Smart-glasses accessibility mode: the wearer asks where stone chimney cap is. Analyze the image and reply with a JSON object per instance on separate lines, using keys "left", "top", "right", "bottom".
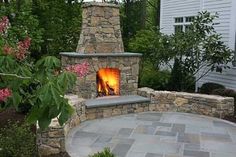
{"left": 82, "top": 2, "right": 120, "bottom": 8}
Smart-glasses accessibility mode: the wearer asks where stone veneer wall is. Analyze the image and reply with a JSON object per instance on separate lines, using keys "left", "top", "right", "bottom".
{"left": 61, "top": 54, "right": 141, "bottom": 99}
{"left": 37, "top": 88, "right": 234, "bottom": 156}
{"left": 37, "top": 95, "right": 86, "bottom": 157}
{"left": 86, "top": 102, "right": 150, "bottom": 120}
{"left": 76, "top": 2, "right": 124, "bottom": 53}
{"left": 138, "top": 87, "right": 234, "bottom": 118}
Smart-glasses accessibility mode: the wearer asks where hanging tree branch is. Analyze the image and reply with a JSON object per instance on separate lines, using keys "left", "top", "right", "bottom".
{"left": 0, "top": 73, "right": 31, "bottom": 79}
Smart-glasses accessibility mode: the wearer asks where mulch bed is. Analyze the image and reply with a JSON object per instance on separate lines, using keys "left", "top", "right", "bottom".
{"left": 0, "top": 108, "right": 36, "bottom": 133}
{"left": 0, "top": 108, "right": 26, "bottom": 127}
{"left": 224, "top": 115, "right": 236, "bottom": 124}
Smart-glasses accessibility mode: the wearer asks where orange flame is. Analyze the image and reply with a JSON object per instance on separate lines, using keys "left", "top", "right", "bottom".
{"left": 97, "top": 68, "right": 120, "bottom": 97}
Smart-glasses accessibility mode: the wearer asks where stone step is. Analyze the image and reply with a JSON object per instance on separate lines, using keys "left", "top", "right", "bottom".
{"left": 85, "top": 95, "right": 150, "bottom": 109}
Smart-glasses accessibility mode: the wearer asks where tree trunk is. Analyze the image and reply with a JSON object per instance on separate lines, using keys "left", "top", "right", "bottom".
{"left": 155, "top": 0, "right": 160, "bottom": 26}
{"left": 16, "top": 0, "right": 22, "bottom": 11}
{"left": 141, "top": 0, "right": 146, "bottom": 28}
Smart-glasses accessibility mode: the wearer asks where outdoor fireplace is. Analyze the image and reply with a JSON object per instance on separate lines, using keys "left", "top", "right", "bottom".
{"left": 97, "top": 68, "right": 120, "bottom": 97}
{"left": 60, "top": 2, "right": 142, "bottom": 99}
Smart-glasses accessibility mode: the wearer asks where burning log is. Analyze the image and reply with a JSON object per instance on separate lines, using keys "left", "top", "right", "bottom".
{"left": 106, "top": 82, "right": 115, "bottom": 95}
{"left": 96, "top": 68, "right": 120, "bottom": 97}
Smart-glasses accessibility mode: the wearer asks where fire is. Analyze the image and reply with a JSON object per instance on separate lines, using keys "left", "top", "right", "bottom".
{"left": 97, "top": 68, "right": 120, "bottom": 97}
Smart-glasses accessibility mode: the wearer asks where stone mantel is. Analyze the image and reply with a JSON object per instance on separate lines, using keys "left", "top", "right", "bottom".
{"left": 60, "top": 52, "right": 142, "bottom": 57}
{"left": 82, "top": 2, "right": 120, "bottom": 8}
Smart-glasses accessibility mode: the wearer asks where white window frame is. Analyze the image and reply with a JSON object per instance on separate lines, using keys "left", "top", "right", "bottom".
{"left": 174, "top": 16, "right": 194, "bottom": 33}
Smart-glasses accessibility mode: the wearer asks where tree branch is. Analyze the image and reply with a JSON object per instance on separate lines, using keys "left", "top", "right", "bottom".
{"left": 195, "top": 68, "right": 211, "bottom": 83}
{"left": 147, "top": 0, "right": 157, "bottom": 9}
{"left": 192, "top": 62, "right": 209, "bottom": 76}
{"left": 0, "top": 73, "right": 31, "bottom": 79}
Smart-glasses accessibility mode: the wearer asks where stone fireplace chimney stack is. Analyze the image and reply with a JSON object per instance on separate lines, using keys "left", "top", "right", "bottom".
{"left": 76, "top": 2, "right": 124, "bottom": 53}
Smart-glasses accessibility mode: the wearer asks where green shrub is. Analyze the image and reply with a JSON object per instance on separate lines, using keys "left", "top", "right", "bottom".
{"left": 89, "top": 148, "right": 115, "bottom": 157}
{"left": 167, "top": 59, "right": 195, "bottom": 92}
{"left": 0, "top": 121, "right": 36, "bottom": 157}
{"left": 211, "top": 88, "right": 236, "bottom": 97}
{"left": 211, "top": 88, "right": 236, "bottom": 115}
{"left": 139, "top": 63, "right": 170, "bottom": 90}
{"left": 199, "top": 82, "right": 225, "bottom": 94}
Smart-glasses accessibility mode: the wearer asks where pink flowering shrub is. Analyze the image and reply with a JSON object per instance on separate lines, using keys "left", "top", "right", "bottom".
{"left": 0, "top": 16, "right": 9, "bottom": 34}
{"left": 0, "top": 16, "right": 89, "bottom": 129}
{"left": 15, "top": 37, "right": 31, "bottom": 60}
{"left": 0, "top": 88, "right": 12, "bottom": 102}
{"left": 66, "top": 62, "right": 89, "bottom": 77}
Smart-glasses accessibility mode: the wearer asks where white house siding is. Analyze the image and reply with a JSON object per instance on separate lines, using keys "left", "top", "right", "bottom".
{"left": 160, "top": 0, "right": 236, "bottom": 91}
{"left": 197, "top": 0, "right": 236, "bottom": 90}
{"left": 202, "top": 0, "right": 233, "bottom": 49}
{"left": 160, "top": 0, "right": 201, "bottom": 35}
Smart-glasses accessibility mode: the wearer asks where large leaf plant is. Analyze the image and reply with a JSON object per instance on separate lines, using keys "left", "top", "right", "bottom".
{"left": 0, "top": 16, "right": 85, "bottom": 129}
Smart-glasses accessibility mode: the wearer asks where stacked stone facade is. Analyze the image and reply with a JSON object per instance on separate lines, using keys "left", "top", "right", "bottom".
{"left": 76, "top": 2, "right": 124, "bottom": 53}
{"left": 61, "top": 53, "right": 141, "bottom": 99}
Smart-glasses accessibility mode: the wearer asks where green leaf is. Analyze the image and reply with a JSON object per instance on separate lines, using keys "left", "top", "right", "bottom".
{"left": 3, "top": 91, "right": 22, "bottom": 109}
{"left": 15, "top": 66, "right": 32, "bottom": 77}
{"left": 12, "top": 92, "right": 22, "bottom": 110}
{"left": 58, "top": 104, "right": 74, "bottom": 126}
{"left": 35, "top": 56, "right": 61, "bottom": 70}
{"left": 48, "top": 106, "right": 60, "bottom": 119}
{"left": 37, "top": 83, "right": 52, "bottom": 104}
{"left": 57, "top": 71, "right": 77, "bottom": 93}
{"left": 27, "top": 105, "right": 43, "bottom": 124}
{"left": 38, "top": 107, "right": 51, "bottom": 130}
{"left": 37, "top": 81, "right": 63, "bottom": 107}
{"left": 0, "top": 56, "right": 17, "bottom": 73}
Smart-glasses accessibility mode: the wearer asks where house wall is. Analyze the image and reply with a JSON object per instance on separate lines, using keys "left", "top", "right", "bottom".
{"left": 202, "top": 0, "right": 234, "bottom": 49}
{"left": 197, "top": 0, "right": 236, "bottom": 90}
{"left": 160, "top": 0, "right": 201, "bottom": 35}
{"left": 160, "top": 0, "right": 235, "bottom": 49}
{"left": 160, "top": 0, "right": 236, "bottom": 91}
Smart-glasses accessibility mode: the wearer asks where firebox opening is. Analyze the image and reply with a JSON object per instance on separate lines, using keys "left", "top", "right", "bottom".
{"left": 97, "top": 68, "right": 120, "bottom": 97}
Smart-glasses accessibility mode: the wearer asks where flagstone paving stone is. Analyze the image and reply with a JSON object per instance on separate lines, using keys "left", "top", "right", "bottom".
{"left": 66, "top": 112, "right": 236, "bottom": 157}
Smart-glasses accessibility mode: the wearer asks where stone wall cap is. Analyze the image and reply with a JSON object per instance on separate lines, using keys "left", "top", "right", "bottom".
{"left": 60, "top": 52, "right": 142, "bottom": 57}
{"left": 138, "top": 87, "right": 155, "bottom": 92}
{"left": 154, "top": 90, "right": 234, "bottom": 100}
{"left": 82, "top": 2, "right": 120, "bottom": 8}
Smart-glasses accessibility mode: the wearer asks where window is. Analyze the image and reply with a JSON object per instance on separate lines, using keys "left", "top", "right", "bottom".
{"left": 174, "top": 25, "right": 183, "bottom": 33}
{"left": 185, "top": 16, "right": 195, "bottom": 22}
{"left": 185, "top": 25, "right": 193, "bottom": 32}
{"left": 175, "top": 17, "right": 183, "bottom": 23}
{"left": 174, "top": 16, "right": 195, "bottom": 33}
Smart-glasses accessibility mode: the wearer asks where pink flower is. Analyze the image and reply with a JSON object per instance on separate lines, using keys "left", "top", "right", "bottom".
{"left": 16, "top": 37, "right": 31, "bottom": 60}
{"left": 18, "top": 37, "right": 31, "bottom": 50}
{"left": 3, "top": 45, "right": 13, "bottom": 55}
{"left": 66, "top": 62, "right": 89, "bottom": 77}
{"left": 0, "top": 16, "right": 9, "bottom": 34}
{"left": 0, "top": 88, "right": 12, "bottom": 102}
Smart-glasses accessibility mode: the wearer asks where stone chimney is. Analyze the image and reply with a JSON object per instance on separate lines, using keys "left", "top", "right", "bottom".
{"left": 76, "top": 2, "right": 124, "bottom": 53}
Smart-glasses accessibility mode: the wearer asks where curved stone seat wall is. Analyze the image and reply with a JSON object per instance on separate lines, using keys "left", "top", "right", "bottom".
{"left": 138, "top": 87, "right": 234, "bottom": 118}
{"left": 37, "top": 88, "right": 234, "bottom": 156}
